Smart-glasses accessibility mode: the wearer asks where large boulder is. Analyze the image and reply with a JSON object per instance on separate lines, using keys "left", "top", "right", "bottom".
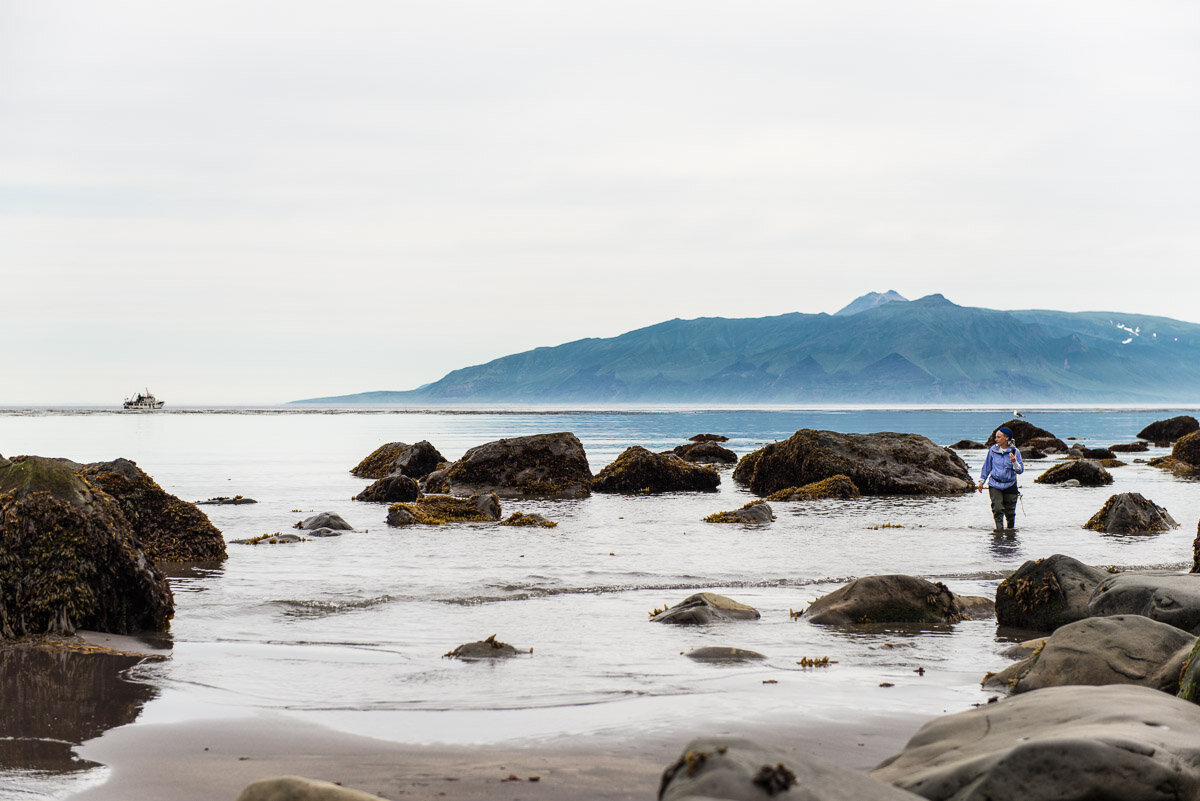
{"left": 1083, "top": 492, "right": 1178, "bottom": 534}
{"left": 236, "top": 776, "right": 387, "bottom": 801}
{"left": 1138, "top": 415, "right": 1200, "bottom": 444}
{"left": 386, "top": 493, "right": 501, "bottom": 526}
{"left": 1089, "top": 573, "right": 1200, "bottom": 634}
{"left": 949, "top": 440, "right": 985, "bottom": 450}
{"left": 0, "top": 457, "right": 174, "bottom": 638}
{"left": 1033, "top": 459, "right": 1113, "bottom": 486}
{"left": 1109, "top": 440, "right": 1150, "bottom": 453}
{"left": 984, "top": 615, "right": 1195, "bottom": 695}
{"left": 660, "top": 736, "right": 923, "bottom": 801}
{"left": 733, "top": 430, "right": 972, "bottom": 497}
{"left": 76, "top": 458, "right": 226, "bottom": 562}
{"left": 353, "top": 472, "right": 420, "bottom": 503}
{"left": 592, "top": 446, "right": 720, "bottom": 493}
{"left": 983, "top": 420, "right": 1066, "bottom": 451}
{"left": 650, "top": 593, "right": 761, "bottom": 625}
{"left": 994, "top": 554, "right": 1110, "bottom": 632}
{"left": 800, "top": 575, "right": 992, "bottom": 626}
{"left": 1150, "top": 430, "right": 1200, "bottom": 477}
{"left": 704, "top": 501, "right": 774, "bottom": 524}
{"left": 871, "top": 685, "right": 1200, "bottom": 801}
{"left": 423, "top": 432, "right": 592, "bottom": 498}
{"left": 766, "top": 474, "right": 860, "bottom": 502}
{"left": 350, "top": 440, "right": 446, "bottom": 480}
{"left": 672, "top": 441, "right": 738, "bottom": 465}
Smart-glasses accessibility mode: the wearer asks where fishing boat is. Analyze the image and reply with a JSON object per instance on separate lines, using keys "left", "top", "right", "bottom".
{"left": 123, "top": 388, "right": 165, "bottom": 410}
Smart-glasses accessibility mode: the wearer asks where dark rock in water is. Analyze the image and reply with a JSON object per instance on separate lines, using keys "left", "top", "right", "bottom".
{"left": 984, "top": 420, "right": 1062, "bottom": 448}
{"left": 689, "top": 433, "right": 729, "bottom": 443}
{"left": 232, "top": 532, "right": 307, "bottom": 545}
{"left": 659, "top": 736, "right": 922, "bottom": 801}
{"left": 1025, "top": 435, "right": 1068, "bottom": 453}
{"left": 351, "top": 440, "right": 446, "bottom": 480}
{"left": 1034, "top": 460, "right": 1113, "bottom": 486}
{"left": 236, "top": 776, "right": 388, "bottom": 801}
{"left": 1084, "top": 492, "right": 1178, "bottom": 534}
{"left": 387, "top": 493, "right": 501, "bottom": 526}
{"left": 765, "top": 474, "right": 860, "bottom": 502}
{"left": 801, "top": 575, "right": 991, "bottom": 626}
{"left": 1109, "top": 441, "right": 1150, "bottom": 453}
{"left": 1089, "top": 573, "right": 1200, "bottom": 634}
{"left": 423, "top": 432, "right": 592, "bottom": 498}
{"left": 295, "top": 512, "right": 353, "bottom": 531}
{"left": 1137, "top": 415, "right": 1199, "bottom": 444}
{"left": 77, "top": 458, "right": 226, "bottom": 562}
{"left": 995, "top": 554, "right": 1110, "bottom": 632}
{"left": 672, "top": 441, "right": 738, "bottom": 465}
{"left": 305, "top": 527, "right": 344, "bottom": 538}
{"left": 499, "top": 512, "right": 557, "bottom": 527}
{"left": 704, "top": 501, "right": 774, "bottom": 524}
{"left": 0, "top": 456, "right": 174, "bottom": 639}
{"left": 593, "top": 446, "right": 720, "bottom": 493}
{"left": 685, "top": 646, "right": 765, "bottom": 663}
{"left": 1076, "top": 446, "right": 1115, "bottom": 460}
{"left": 195, "top": 495, "right": 257, "bottom": 505}
{"left": 443, "top": 634, "right": 523, "bottom": 660}
{"left": 950, "top": 440, "right": 985, "bottom": 450}
{"left": 651, "top": 593, "right": 761, "bottom": 625}
{"left": 1149, "top": 431, "right": 1200, "bottom": 477}
{"left": 1020, "top": 446, "right": 1046, "bottom": 459}
{"left": 354, "top": 472, "right": 420, "bottom": 503}
{"left": 871, "top": 685, "right": 1200, "bottom": 801}
{"left": 733, "top": 430, "right": 972, "bottom": 497}
{"left": 984, "top": 615, "right": 1195, "bottom": 695}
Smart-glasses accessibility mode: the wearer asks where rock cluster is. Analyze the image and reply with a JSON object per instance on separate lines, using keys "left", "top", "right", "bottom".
{"left": 424, "top": 433, "right": 593, "bottom": 498}
{"left": 1149, "top": 430, "right": 1200, "bottom": 476}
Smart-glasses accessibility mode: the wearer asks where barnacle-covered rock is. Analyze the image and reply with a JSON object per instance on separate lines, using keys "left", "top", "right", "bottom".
{"left": 350, "top": 440, "right": 446, "bottom": 480}
{"left": 386, "top": 493, "right": 501, "bottom": 526}
{"left": 765, "top": 474, "right": 860, "bottom": 502}
{"left": 423, "top": 433, "right": 592, "bottom": 498}
{"left": 704, "top": 500, "right": 773, "bottom": 524}
{"left": 994, "top": 554, "right": 1109, "bottom": 632}
{"left": 0, "top": 457, "right": 174, "bottom": 639}
{"left": 734, "top": 430, "right": 971, "bottom": 497}
{"left": 592, "top": 447, "right": 720, "bottom": 494}
{"left": 1083, "top": 492, "right": 1177, "bottom": 535}
{"left": 801, "top": 575, "right": 992, "bottom": 626}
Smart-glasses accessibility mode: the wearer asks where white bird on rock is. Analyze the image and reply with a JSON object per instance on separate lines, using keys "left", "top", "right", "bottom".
{"left": 1013, "top": 410, "right": 1025, "bottom": 418}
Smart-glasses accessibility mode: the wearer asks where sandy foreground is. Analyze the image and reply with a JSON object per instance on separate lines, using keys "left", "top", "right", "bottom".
{"left": 69, "top": 710, "right": 927, "bottom": 801}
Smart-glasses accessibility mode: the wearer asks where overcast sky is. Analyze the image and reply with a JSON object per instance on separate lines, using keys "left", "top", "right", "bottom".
{"left": 3, "top": 1, "right": 1198, "bottom": 404}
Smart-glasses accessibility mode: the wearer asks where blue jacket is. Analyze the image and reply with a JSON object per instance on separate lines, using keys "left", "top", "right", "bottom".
{"left": 980, "top": 445, "right": 1023, "bottom": 490}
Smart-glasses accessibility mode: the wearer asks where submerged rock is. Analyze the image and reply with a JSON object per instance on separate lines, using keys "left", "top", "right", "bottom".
{"left": 195, "top": 495, "right": 257, "bottom": 505}
{"left": 685, "top": 646, "right": 765, "bottom": 663}
{"left": 424, "top": 432, "right": 592, "bottom": 498}
{"left": 801, "top": 575, "right": 991, "bottom": 626}
{"left": 295, "top": 512, "right": 354, "bottom": 531}
{"left": 1137, "top": 415, "right": 1200, "bottom": 444}
{"left": 733, "top": 430, "right": 971, "bottom": 497}
{"left": 499, "top": 512, "right": 557, "bottom": 527}
{"left": 704, "top": 501, "right": 774, "bottom": 524}
{"left": 949, "top": 440, "right": 985, "bottom": 450}
{"left": 1109, "top": 441, "right": 1150, "bottom": 453}
{"left": 765, "top": 474, "right": 860, "bottom": 502}
{"left": 871, "top": 685, "right": 1200, "bottom": 801}
{"left": 386, "top": 493, "right": 501, "bottom": 526}
{"left": 443, "top": 634, "right": 523, "bottom": 660}
{"left": 984, "top": 615, "right": 1195, "bottom": 695}
{"left": 1033, "top": 460, "right": 1113, "bottom": 486}
{"left": 353, "top": 472, "right": 420, "bottom": 503}
{"left": 351, "top": 440, "right": 446, "bottom": 480}
{"left": 650, "top": 593, "right": 761, "bottom": 625}
{"left": 688, "top": 433, "right": 729, "bottom": 443}
{"left": 1089, "top": 573, "right": 1200, "bottom": 634}
{"left": 994, "top": 554, "right": 1110, "bottom": 632}
{"left": 0, "top": 456, "right": 174, "bottom": 639}
{"left": 236, "top": 776, "right": 388, "bottom": 801}
{"left": 592, "top": 447, "right": 720, "bottom": 493}
{"left": 1084, "top": 492, "right": 1178, "bottom": 534}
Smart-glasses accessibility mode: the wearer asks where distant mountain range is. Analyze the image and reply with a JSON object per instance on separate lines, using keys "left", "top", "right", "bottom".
{"left": 294, "top": 293, "right": 1200, "bottom": 404}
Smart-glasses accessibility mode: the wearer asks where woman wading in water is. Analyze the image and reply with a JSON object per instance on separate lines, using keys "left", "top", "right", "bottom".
{"left": 977, "top": 425, "right": 1023, "bottom": 532}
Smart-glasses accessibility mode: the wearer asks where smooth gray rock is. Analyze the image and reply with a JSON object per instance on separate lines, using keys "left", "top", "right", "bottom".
{"left": 651, "top": 593, "right": 761, "bottom": 625}
{"left": 686, "top": 647, "right": 766, "bottom": 663}
{"left": 1089, "top": 572, "right": 1200, "bottom": 634}
{"left": 236, "top": 775, "right": 386, "bottom": 801}
{"left": 296, "top": 512, "right": 353, "bottom": 531}
{"left": 872, "top": 685, "right": 1200, "bottom": 801}
{"left": 801, "top": 575, "right": 992, "bottom": 626}
{"left": 1034, "top": 459, "right": 1113, "bottom": 486}
{"left": 660, "top": 737, "right": 923, "bottom": 801}
{"left": 994, "top": 554, "right": 1111, "bottom": 632}
{"left": 984, "top": 614, "right": 1195, "bottom": 694}
{"left": 443, "top": 634, "right": 523, "bottom": 660}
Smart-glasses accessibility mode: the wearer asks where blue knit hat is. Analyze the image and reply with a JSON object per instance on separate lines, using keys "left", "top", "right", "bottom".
{"left": 997, "top": 426, "right": 1014, "bottom": 438}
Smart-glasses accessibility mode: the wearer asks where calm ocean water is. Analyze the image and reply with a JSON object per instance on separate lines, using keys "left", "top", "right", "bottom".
{"left": 2, "top": 405, "right": 1199, "bottom": 798}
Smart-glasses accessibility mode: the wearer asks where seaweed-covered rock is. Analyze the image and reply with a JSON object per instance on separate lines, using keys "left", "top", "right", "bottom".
{"left": 353, "top": 472, "right": 420, "bottom": 503}
{"left": 1137, "top": 415, "right": 1200, "bottom": 444}
{"left": 1180, "top": 638, "right": 1200, "bottom": 702}
{"left": 499, "top": 512, "right": 556, "bottom": 527}
{"left": 660, "top": 736, "right": 923, "bottom": 801}
{"left": 1089, "top": 573, "right": 1200, "bottom": 634}
{"left": 689, "top": 433, "right": 729, "bottom": 443}
{"left": 295, "top": 512, "right": 353, "bottom": 531}
{"left": 350, "top": 440, "right": 446, "bottom": 480}
{"left": 650, "top": 593, "right": 761, "bottom": 625}
{"left": 423, "top": 433, "right": 592, "bottom": 498}
{"left": 1033, "top": 460, "right": 1113, "bottom": 486}
{"left": 871, "top": 685, "right": 1200, "bottom": 801}
{"left": 672, "top": 441, "right": 738, "bottom": 465}
{"left": 236, "top": 776, "right": 388, "bottom": 801}
{"left": 801, "top": 575, "right": 991, "bottom": 626}
{"left": 195, "top": 495, "right": 257, "bottom": 505}
{"left": 1150, "top": 430, "right": 1200, "bottom": 477}
{"left": 733, "top": 430, "right": 971, "bottom": 498}
{"left": 950, "top": 440, "right": 985, "bottom": 450}
{"left": 704, "top": 501, "right": 774, "bottom": 524}
{"left": 0, "top": 457, "right": 174, "bottom": 638}
{"left": 1083, "top": 492, "right": 1178, "bottom": 534}
{"left": 685, "top": 647, "right": 765, "bottom": 663}
{"left": 994, "top": 554, "right": 1110, "bottom": 632}
{"left": 386, "top": 493, "right": 501, "bottom": 526}
{"left": 1109, "top": 441, "right": 1150, "bottom": 453}
{"left": 443, "top": 634, "right": 522, "bottom": 660}
{"left": 765, "top": 474, "right": 860, "bottom": 502}
{"left": 76, "top": 458, "right": 226, "bottom": 562}
{"left": 592, "top": 447, "right": 720, "bottom": 494}
{"left": 984, "top": 615, "right": 1195, "bottom": 695}
{"left": 984, "top": 420, "right": 1064, "bottom": 449}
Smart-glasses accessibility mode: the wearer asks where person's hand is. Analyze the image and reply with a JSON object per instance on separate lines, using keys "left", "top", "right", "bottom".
{"left": 1008, "top": 452, "right": 1017, "bottom": 463}
{"left": 976, "top": 481, "right": 984, "bottom": 492}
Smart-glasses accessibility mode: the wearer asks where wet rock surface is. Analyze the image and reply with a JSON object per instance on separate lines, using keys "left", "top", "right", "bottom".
{"left": 1137, "top": 415, "right": 1199, "bottom": 444}
{"left": 704, "top": 500, "right": 774, "bottom": 524}
{"left": 592, "top": 446, "right": 720, "bottom": 493}
{"left": 350, "top": 440, "right": 446, "bottom": 480}
{"left": 685, "top": 646, "right": 766, "bottom": 663}
{"left": 994, "top": 554, "right": 1111, "bottom": 632}
{"left": 443, "top": 634, "right": 523, "bottom": 660}
{"left": 386, "top": 493, "right": 502, "bottom": 526}
{"left": 734, "top": 430, "right": 971, "bottom": 497}
{"left": 1033, "top": 459, "right": 1113, "bottom": 486}
{"left": 1089, "top": 572, "right": 1200, "bottom": 634}
{"left": 671, "top": 441, "right": 738, "bottom": 465}
{"left": 650, "top": 593, "right": 761, "bottom": 625}
{"left": 353, "top": 472, "right": 420, "bottom": 503}
{"left": 801, "top": 575, "right": 991, "bottom": 626}
{"left": 424, "top": 432, "right": 593, "bottom": 498}
{"left": 1084, "top": 492, "right": 1178, "bottom": 534}
{"left": 295, "top": 512, "right": 354, "bottom": 531}
{"left": 765, "top": 474, "right": 860, "bottom": 502}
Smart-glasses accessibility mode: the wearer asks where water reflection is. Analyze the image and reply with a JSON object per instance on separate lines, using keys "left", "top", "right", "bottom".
{"left": 988, "top": 531, "right": 1022, "bottom": 559}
